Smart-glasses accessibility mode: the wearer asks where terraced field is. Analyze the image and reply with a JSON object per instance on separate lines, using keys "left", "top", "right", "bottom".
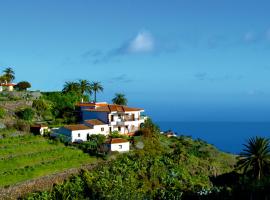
{"left": 0, "top": 134, "right": 96, "bottom": 187}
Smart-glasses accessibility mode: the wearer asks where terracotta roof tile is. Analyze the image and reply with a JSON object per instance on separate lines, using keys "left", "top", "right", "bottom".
{"left": 31, "top": 124, "right": 48, "bottom": 128}
{"left": 84, "top": 119, "right": 106, "bottom": 126}
{"left": 77, "top": 102, "right": 108, "bottom": 107}
{"left": 106, "top": 138, "right": 129, "bottom": 144}
{"left": 64, "top": 124, "right": 92, "bottom": 131}
{"left": 0, "top": 83, "right": 16, "bottom": 86}
{"left": 85, "top": 104, "right": 143, "bottom": 113}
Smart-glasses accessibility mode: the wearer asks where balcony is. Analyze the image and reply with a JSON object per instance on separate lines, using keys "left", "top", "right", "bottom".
{"left": 109, "top": 114, "right": 146, "bottom": 126}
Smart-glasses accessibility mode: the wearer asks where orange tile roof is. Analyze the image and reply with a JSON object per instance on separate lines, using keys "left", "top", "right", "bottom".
{"left": 31, "top": 124, "right": 48, "bottom": 128}
{"left": 77, "top": 102, "right": 108, "bottom": 107}
{"left": 84, "top": 119, "right": 106, "bottom": 126}
{"left": 0, "top": 83, "right": 16, "bottom": 86}
{"left": 64, "top": 124, "right": 92, "bottom": 131}
{"left": 106, "top": 138, "right": 129, "bottom": 144}
{"left": 77, "top": 103, "right": 95, "bottom": 107}
{"left": 85, "top": 104, "right": 143, "bottom": 113}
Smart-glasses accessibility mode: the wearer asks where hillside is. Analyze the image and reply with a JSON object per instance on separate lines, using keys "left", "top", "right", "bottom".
{"left": 24, "top": 126, "right": 237, "bottom": 200}
{"left": 0, "top": 91, "right": 41, "bottom": 128}
{"left": 0, "top": 131, "right": 96, "bottom": 188}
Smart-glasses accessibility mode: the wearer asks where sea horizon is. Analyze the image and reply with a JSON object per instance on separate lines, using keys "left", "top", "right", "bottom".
{"left": 156, "top": 121, "right": 270, "bottom": 154}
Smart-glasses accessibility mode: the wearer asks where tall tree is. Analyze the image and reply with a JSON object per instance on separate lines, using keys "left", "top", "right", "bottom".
{"left": 78, "top": 79, "right": 92, "bottom": 96}
{"left": 2, "top": 67, "right": 15, "bottom": 83}
{"left": 62, "top": 81, "right": 80, "bottom": 94}
{"left": 237, "top": 136, "right": 270, "bottom": 180}
{"left": 112, "top": 93, "right": 128, "bottom": 105}
{"left": 91, "top": 81, "right": 103, "bottom": 102}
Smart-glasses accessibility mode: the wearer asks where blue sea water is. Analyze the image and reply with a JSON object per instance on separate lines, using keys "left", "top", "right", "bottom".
{"left": 156, "top": 121, "right": 270, "bottom": 154}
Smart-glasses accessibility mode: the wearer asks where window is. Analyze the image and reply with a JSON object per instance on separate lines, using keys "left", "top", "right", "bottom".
{"left": 78, "top": 133, "right": 80, "bottom": 137}
{"left": 101, "top": 127, "right": 104, "bottom": 132}
{"left": 119, "top": 145, "right": 122, "bottom": 149}
{"left": 118, "top": 127, "right": 121, "bottom": 131}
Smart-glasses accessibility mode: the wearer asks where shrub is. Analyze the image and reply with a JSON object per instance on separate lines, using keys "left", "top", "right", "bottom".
{"left": 14, "top": 81, "right": 31, "bottom": 91}
{"left": 15, "top": 120, "right": 30, "bottom": 132}
{"left": 0, "top": 107, "right": 5, "bottom": 118}
{"left": 16, "top": 108, "right": 35, "bottom": 121}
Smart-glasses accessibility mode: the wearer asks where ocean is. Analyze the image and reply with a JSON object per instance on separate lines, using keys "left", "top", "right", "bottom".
{"left": 156, "top": 121, "right": 270, "bottom": 154}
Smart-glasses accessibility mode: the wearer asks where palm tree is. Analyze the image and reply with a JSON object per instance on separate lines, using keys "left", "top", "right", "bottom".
{"left": 78, "top": 79, "right": 92, "bottom": 96}
{"left": 91, "top": 81, "right": 103, "bottom": 102}
{"left": 112, "top": 93, "right": 128, "bottom": 105}
{"left": 62, "top": 81, "right": 80, "bottom": 94}
{"left": 3, "top": 67, "right": 15, "bottom": 83}
{"left": 237, "top": 136, "right": 270, "bottom": 180}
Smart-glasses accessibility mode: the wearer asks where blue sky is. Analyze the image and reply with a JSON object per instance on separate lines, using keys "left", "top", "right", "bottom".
{"left": 1, "top": 0, "right": 270, "bottom": 121}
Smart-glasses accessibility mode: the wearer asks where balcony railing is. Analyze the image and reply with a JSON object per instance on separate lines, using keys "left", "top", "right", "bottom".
{"left": 110, "top": 115, "right": 146, "bottom": 124}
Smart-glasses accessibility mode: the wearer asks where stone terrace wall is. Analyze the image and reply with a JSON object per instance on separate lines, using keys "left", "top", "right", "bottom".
{"left": 0, "top": 161, "right": 104, "bottom": 200}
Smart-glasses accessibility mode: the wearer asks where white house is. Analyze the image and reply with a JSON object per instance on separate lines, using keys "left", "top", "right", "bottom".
{"left": 56, "top": 102, "right": 146, "bottom": 144}
{"left": 78, "top": 102, "right": 146, "bottom": 136}
{"left": 84, "top": 119, "right": 110, "bottom": 135}
{"left": 30, "top": 124, "right": 49, "bottom": 135}
{"left": 57, "top": 119, "right": 110, "bottom": 142}
{"left": 57, "top": 124, "right": 93, "bottom": 142}
{"left": 105, "top": 138, "right": 130, "bottom": 152}
{"left": 0, "top": 83, "right": 16, "bottom": 92}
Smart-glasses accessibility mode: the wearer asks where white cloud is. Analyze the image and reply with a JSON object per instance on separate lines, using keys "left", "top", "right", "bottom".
{"left": 127, "top": 31, "right": 155, "bottom": 53}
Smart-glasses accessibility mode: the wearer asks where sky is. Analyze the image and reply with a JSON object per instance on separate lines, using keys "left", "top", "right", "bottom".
{"left": 1, "top": 0, "right": 270, "bottom": 121}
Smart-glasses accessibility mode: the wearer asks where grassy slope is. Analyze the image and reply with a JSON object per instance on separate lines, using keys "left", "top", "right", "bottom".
{"left": 0, "top": 133, "right": 96, "bottom": 187}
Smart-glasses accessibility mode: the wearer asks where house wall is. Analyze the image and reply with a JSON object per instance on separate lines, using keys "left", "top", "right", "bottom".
{"left": 108, "top": 111, "right": 140, "bottom": 122}
{"left": 110, "top": 142, "right": 130, "bottom": 152}
{"left": 82, "top": 111, "right": 108, "bottom": 123}
{"left": 40, "top": 127, "right": 49, "bottom": 135}
{"left": 91, "top": 124, "right": 110, "bottom": 136}
{"left": 57, "top": 126, "right": 109, "bottom": 142}
{"left": 71, "top": 129, "right": 93, "bottom": 142}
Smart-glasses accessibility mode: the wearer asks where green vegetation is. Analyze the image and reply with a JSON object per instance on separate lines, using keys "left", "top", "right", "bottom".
{"left": 41, "top": 92, "right": 82, "bottom": 124}
{"left": 16, "top": 107, "right": 35, "bottom": 121}
{"left": 0, "top": 67, "right": 15, "bottom": 83}
{"left": 0, "top": 107, "right": 6, "bottom": 118}
{"left": 237, "top": 136, "right": 270, "bottom": 180}
{"left": 112, "top": 93, "right": 128, "bottom": 105}
{"left": 91, "top": 81, "right": 103, "bottom": 102}
{"left": 0, "top": 134, "right": 96, "bottom": 187}
{"left": 78, "top": 79, "right": 92, "bottom": 97}
{"left": 62, "top": 81, "right": 81, "bottom": 94}
{"left": 25, "top": 120, "right": 236, "bottom": 200}
{"left": 78, "top": 134, "right": 107, "bottom": 156}
{"left": 0, "top": 128, "right": 17, "bottom": 138}
{"left": 62, "top": 79, "right": 95, "bottom": 102}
